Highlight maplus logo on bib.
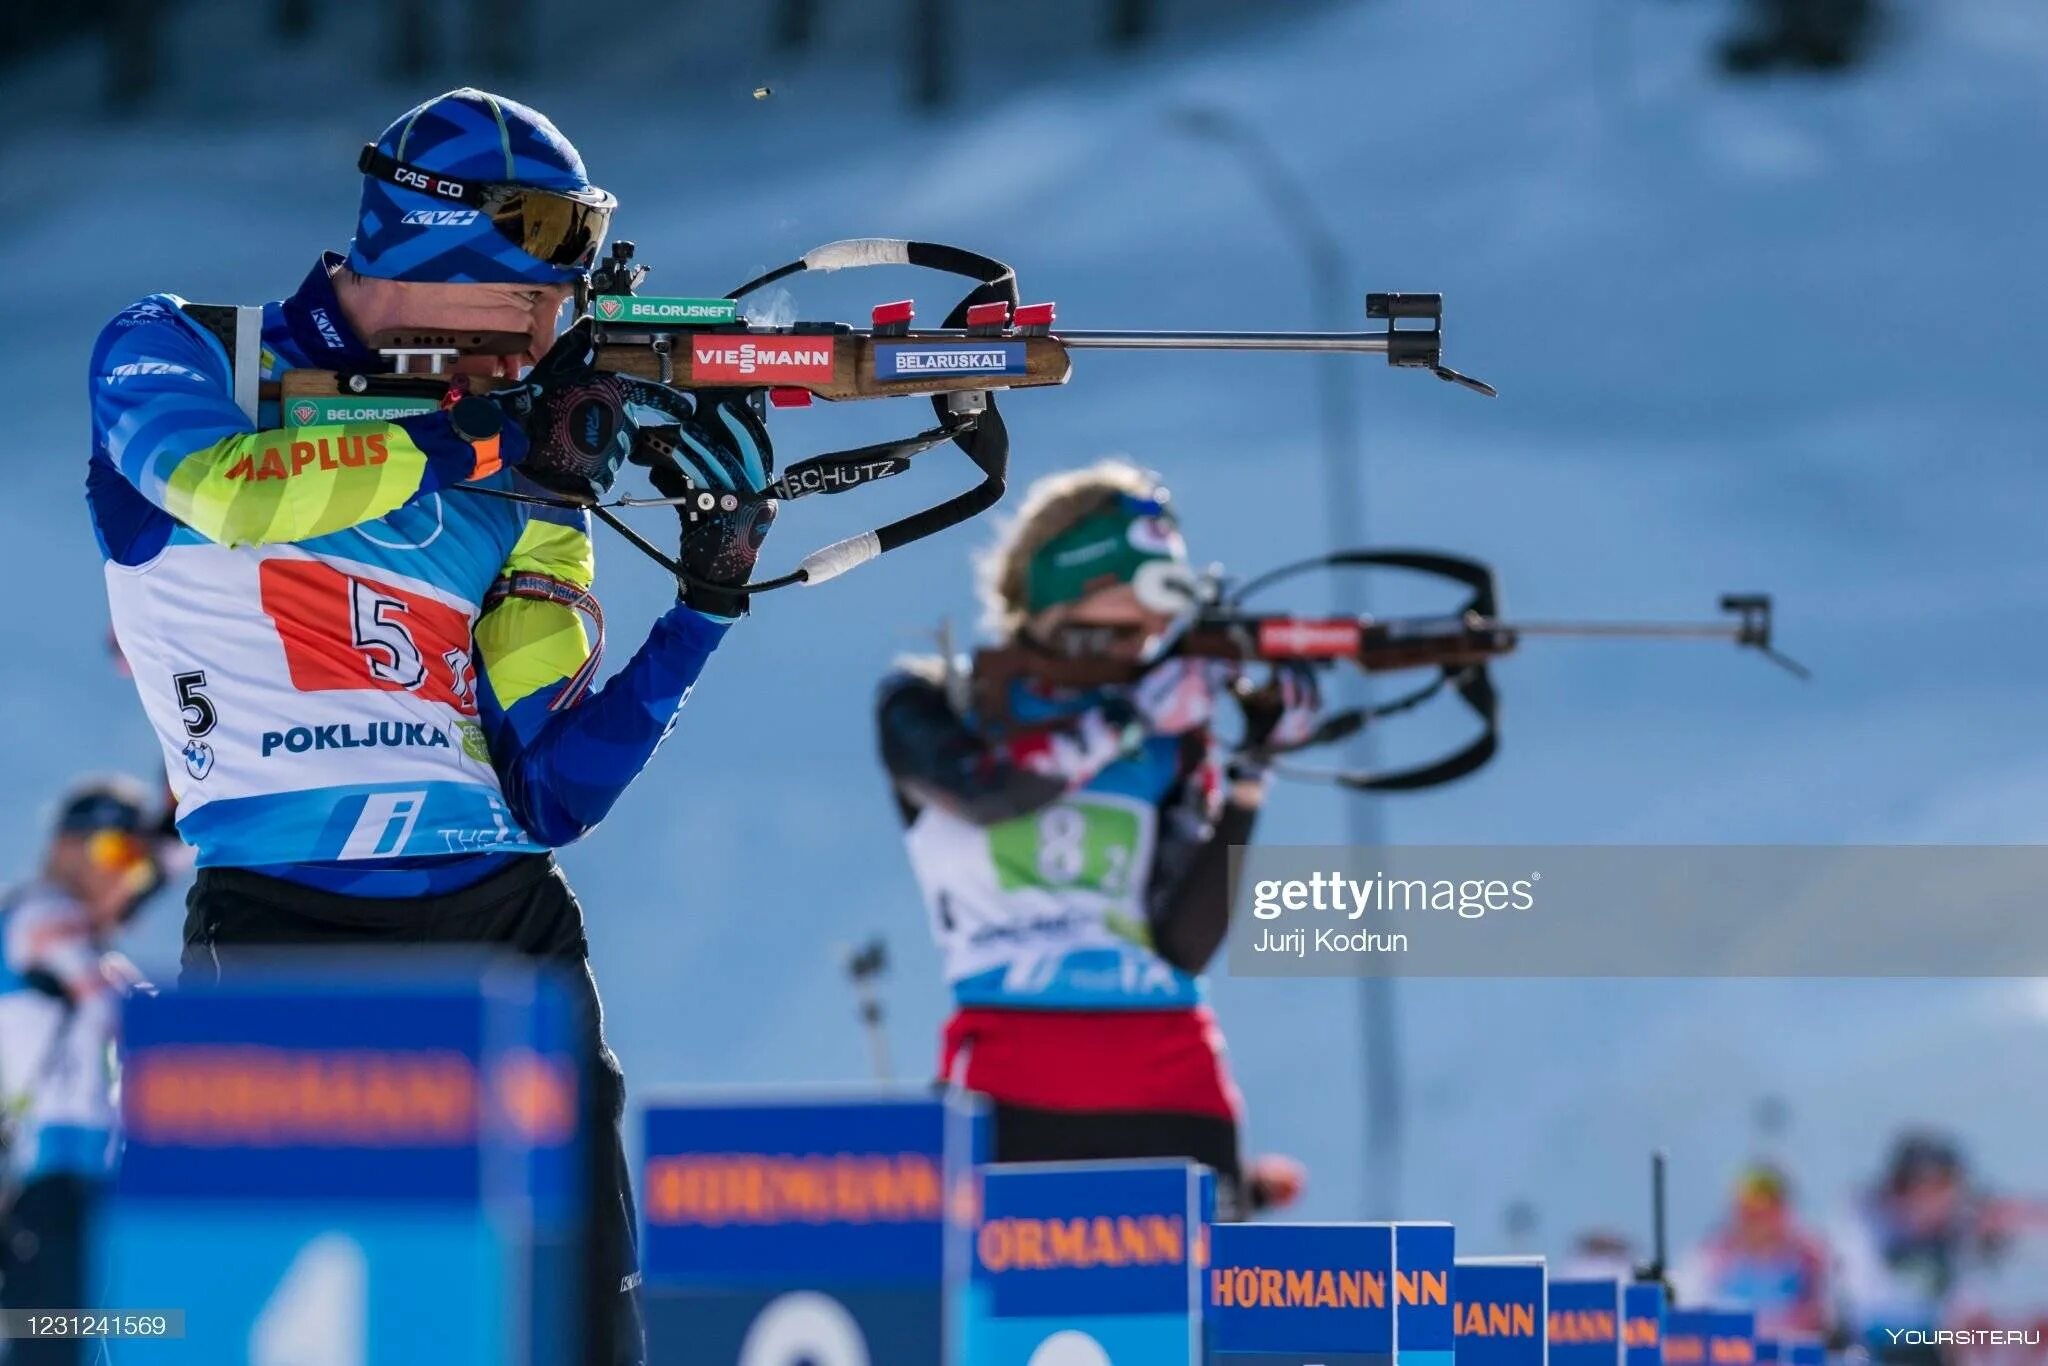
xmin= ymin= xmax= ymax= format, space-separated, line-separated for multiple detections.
xmin=224 ymin=434 xmax=389 ymax=482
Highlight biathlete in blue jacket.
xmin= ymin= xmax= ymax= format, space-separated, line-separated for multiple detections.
xmin=87 ymin=89 xmax=777 ymax=1365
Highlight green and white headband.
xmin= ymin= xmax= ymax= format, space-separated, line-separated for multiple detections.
xmin=1025 ymin=492 xmax=1192 ymax=613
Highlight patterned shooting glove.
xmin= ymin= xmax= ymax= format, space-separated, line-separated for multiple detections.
xmin=633 ymin=390 xmax=779 ymax=619
xmin=483 ymin=318 xmax=637 ymax=502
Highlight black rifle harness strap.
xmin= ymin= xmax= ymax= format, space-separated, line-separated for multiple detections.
xmin=722 ymin=239 xmax=1016 ymax=590
xmin=1223 ymin=549 xmax=1503 ymax=792
xmin=462 ymin=239 xmax=1016 ymax=601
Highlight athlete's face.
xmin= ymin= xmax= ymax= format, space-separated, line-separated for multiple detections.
xmin=1733 ymin=1190 xmax=1789 ymax=1245
xmin=48 ymin=832 xmax=150 ymax=933
xmin=339 ymin=274 xmax=575 ymax=379
xmin=410 ymin=281 xmax=575 ymax=378
xmin=1894 ymin=1173 xmax=1963 ymax=1234
xmin=1032 ymin=583 xmax=1176 ymax=661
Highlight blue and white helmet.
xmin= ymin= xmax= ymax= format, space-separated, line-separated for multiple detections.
xmin=347 ymin=88 xmax=613 ymax=285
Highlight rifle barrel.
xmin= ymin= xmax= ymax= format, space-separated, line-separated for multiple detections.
xmin=1492 ymin=620 xmax=1747 ymax=640
xmin=1051 ymin=329 xmax=1394 ymax=353
xmin=851 ymin=326 xmax=1397 ymax=352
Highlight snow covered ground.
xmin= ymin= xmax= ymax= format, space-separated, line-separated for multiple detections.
xmin=3 ymin=0 xmax=2046 ymax=1266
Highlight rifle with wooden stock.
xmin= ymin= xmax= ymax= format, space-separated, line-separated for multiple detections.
xmin=266 ymin=238 xmax=1492 ymax=595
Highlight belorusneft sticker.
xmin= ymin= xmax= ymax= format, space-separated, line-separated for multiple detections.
xmin=873 ymin=341 xmax=1027 ymax=381
xmin=285 ymin=397 xmax=442 ymax=424
xmin=591 ymin=295 xmax=740 ymax=325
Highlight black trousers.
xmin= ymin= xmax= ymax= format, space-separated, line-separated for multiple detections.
xmin=0 ymin=1174 xmax=97 ymax=1366
xmin=991 ymin=1101 xmax=1248 ymax=1221
xmin=183 ymin=856 xmax=643 ymax=1366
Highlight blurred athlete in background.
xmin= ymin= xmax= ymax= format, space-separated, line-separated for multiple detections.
xmin=876 ymin=460 xmax=1313 ymax=1218
xmin=1836 ymin=1131 xmax=2035 ymax=1364
xmin=0 ymin=777 xmax=172 ymax=1366
xmin=1674 ymin=1161 xmax=1831 ymax=1336
xmin=87 ymin=89 xmax=775 ymax=1364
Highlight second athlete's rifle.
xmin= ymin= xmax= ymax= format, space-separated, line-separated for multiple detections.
xmin=268 ymin=239 xmax=1491 ymax=601
xmin=971 ymin=550 xmax=1806 ymax=791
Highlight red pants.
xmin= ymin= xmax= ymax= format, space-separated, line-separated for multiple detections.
xmin=941 ymin=1005 xmax=1241 ymax=1120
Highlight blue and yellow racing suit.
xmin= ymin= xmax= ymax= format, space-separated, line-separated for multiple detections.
xmin=88 ymin=255 xmax=727 ymax=894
